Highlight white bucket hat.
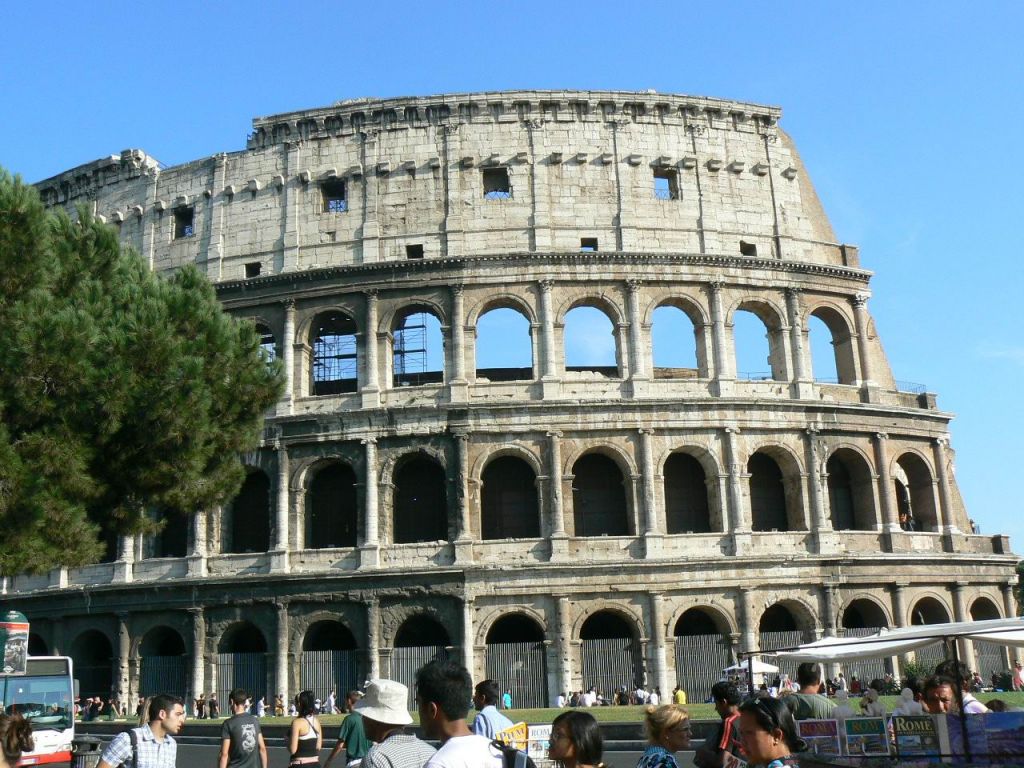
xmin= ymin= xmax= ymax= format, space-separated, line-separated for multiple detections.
xmin=353 ymin=679 xmax=413 ymax=725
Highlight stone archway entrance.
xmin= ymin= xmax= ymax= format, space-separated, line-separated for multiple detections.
xmin=579 ymin=611 xmax=642 ymax=698
xmin=390 ymin=616 xmax=450 ymax=708
xmin=300 ymin=621 xmax=361 ymax=703
xmin=139 ymin=626 xmax=187 ymax=698
xmin=484 ymin=614 xmax=547 ymax=708
xmin=673 ymin=608 xmax=733 ymax=701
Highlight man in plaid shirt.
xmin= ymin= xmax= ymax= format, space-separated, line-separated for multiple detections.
xmin=98 ymin=695 xmax=186 ymax=768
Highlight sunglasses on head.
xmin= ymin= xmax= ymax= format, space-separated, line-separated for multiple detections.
xmin=744 ymin=697 xmax=781 ymax=729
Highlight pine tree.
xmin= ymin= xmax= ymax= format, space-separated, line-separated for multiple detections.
xmin=0 ymin=169 xmax=284 ymax=575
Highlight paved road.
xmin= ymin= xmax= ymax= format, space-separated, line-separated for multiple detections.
xmin=170 ymin=740 xmax=696 ymax=768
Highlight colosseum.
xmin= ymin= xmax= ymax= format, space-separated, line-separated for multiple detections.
xmin=4 ymin=89 xmax=1017 ymax=710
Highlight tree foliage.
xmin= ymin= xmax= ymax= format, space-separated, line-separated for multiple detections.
xmin=0 ymin=170 xmax=284 ymax=575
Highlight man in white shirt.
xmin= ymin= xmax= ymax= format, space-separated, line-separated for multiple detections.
xmin=417 ymin=660 xmax=503 ymax=768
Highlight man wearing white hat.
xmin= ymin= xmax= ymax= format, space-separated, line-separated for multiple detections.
xmin=357 ymin=679 xmax=436 ymax=768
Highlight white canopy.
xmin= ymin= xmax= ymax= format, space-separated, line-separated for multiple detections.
xmin=724 ymin=658 xmax=779 ymax=674
xmin=770 ymin=618 xmax=1024 ymax=662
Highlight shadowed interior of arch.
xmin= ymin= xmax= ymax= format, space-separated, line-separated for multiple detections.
xmin=306 ymin=463 xmax=358 ymax=548
xmin=664 ymin=452 xmax=712 ymax=533
xmin=572 ymin=453 xmax=629 ymax=536
xmin=481 ymin=456 xmax=540 ymax=539
xmin=226 ymin=469 xmax=272 ymax=553
xmin=393 ymin=456 xmax=448 ymax=543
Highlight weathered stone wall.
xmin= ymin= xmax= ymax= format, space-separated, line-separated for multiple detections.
xmin=10 ymin=90 xmax=1014 ymax=710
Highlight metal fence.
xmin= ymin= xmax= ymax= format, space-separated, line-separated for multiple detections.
xmin=300 ymin=650 xmax=363 ymax=702
xmin=139 ymin=655 xmax=187 ymax=698
xmin=390 ymin=646 xmax=449 ymax=708
xmin=216 ymin=652 xmax=268 ymax=706
xmin=580 ymin=637 xmax=642 ymax=697
xmin=76 ymin=662 xmax=113 ymax=700
xmin=759 ymin=630 xmax=813 ymax=684
xmin=838 ymin=627 xmax=890 ymax=683
xmin=674 ymin=634 xmax=733 ymax=702
xmin=485 ymin=641 xmax=548 ymax=708
xmin=973 ymin=640 xmax=1009 ymax=678
xmin=913 ymin=641 xmax=947 ymax=672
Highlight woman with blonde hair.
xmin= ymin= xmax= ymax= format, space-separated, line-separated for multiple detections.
xmin=636 ymin=704 xmax=690 ymax=768
xmin=0 ymin=713 xmax=34 ymax=768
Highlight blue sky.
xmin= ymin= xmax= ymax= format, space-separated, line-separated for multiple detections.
xmin=2 ymin=2 xmax=1021 ymax=540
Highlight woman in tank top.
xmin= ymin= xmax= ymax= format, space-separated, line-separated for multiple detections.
xmin=289 ymin=690 xmax=323 ymax=767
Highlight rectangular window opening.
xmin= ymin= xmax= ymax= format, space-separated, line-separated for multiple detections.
xmin=740 ymin=240 xmax=758 ymax=257
xmin=406 ymin=244 xmax=425 ymax=260
xmin=173 ymin=207 xmax=194 ymax=239
xmin=245 ymin=262 xmax=262 ymax=278
xmin=653 ymin=168 xmax=679 ymax=201
xmin=482 ymin=167 xmax=511 ymax=200
xmin=580 ymin=238 xmax=599 ymax=252
xmin=321 ymin=180 xmax=348 ymax=213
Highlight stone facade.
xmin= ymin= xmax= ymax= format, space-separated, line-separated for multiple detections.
xmin=5 ymin=90 xmax=1017 ymax=709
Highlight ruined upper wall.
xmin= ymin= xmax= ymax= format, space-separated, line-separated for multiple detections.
xmin=34 ymin=90 xmax=856 ymax=283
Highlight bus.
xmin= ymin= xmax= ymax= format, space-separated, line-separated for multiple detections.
xmin=1 ymin=656 xmax=75 ymax=766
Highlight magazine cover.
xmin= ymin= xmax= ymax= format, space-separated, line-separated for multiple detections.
xmin=893 ymin=715 xmax=941 ymax=759
xmin=844 ymin=716 xmax=890 ymax=756
xmin=797 ymin=719 xmax=841 ymax=757
xmin=1 ymin=610 xmax=29 ymax=675
xmin=945 ymin=712 xmax=1024 ymax=762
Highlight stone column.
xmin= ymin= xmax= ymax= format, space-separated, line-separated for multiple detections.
xmin=637 ymin=428 xmax=660 ymax=558
xmin=874 ymin=433 xmax=900 ymax=533
xmin=366 ymin=599 xmax=381 ymax=680
xmin=273 ymin=443 xmax=290 ymax=573
xmin=804 ymin=428 xmax=831 ymax=552
xmin=786 ymin=288 xmax=813 ymax=398
xmin=626 ymin=280 xmax=648 ymax=395
xmin=723 ymin=428 xmax=749 ymax=554
xmin=462 ymin=597 xmax=475 ymax=679
xmin=891 ymin=585 xmax=908 ymax=627
xmin=117 ymin=614 xmax=131 ymax=700
xmin=738 ymin=588 xmax=757 ymax=657
xmin=275 ymin=603 xmax=289 ymax=706
xmin=851 ymin=294 xmax=876 ymax=387
xmin=950 ymin=582 xmax=975 ymax=669
xmin=821 ymin=585 xmax=838 ymax=637
xmin=649 ymin=593 xmax=669 ymax=696
xmin=114 ymin=534 xmax=135 ymax=583
xmin=453 ymin=432 xmax=473 ymax=563
xmin=449 ymin=285 xmax=468 ymax=401
xmin=538 ymin=280 xmax=560 ymax=398
xmin=361 ymin=290 xmax=380 ymax=408
xmin=185 ymin=508 xmax=208 ymax=577
xmin=283 ymin=299 xmax=296 ymax=413
xmin=360 ymin=438 xmax=380 ymax=568
xmin=1003 ymin=584 xmax=1020 ymax=666
xmin=548 ymin=431 xmax=567 ymax=560
xmin=708 ymin=282 xmax=733 ymax=395
xmin=932 ymin=438 xmax=957 ymax=533
xmin=557 ymin=597 xmax=573 ymax=696
xmin=189 ymin=608 xmax=205 ymax=706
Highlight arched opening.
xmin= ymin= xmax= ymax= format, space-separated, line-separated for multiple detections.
xmin=392 ymin=616 xmax=451 ymax=708
xmin=840 ymin=599 xmax=892 ymax=682
xmin=28 ymin=634 xmax=48 ymax=656
xmin=895 ymin=453 xmax=938 ymax=531
xmin=564 ymin=305 xmax=619 ymax=377
xmin=663 ymin=453 xmax=711 ymax=534
xmin=139 ymin=626 xmax=187 ymax=698
xmin=225 ymin=469 xmax=272 ymax=554
xmin=808 ymin=307 xmax=857 ymax=385
xmin=475 ymin=307 xmax=533 ymax=382
xmin=673 ymin=608 xmax=733 ymax=701
xmin=827 ymin=450 xmax=876 ymax=531
xmin=301 ymin=621 xmax=361 ymax=699
xmin=255 ymin=323 xmax=277 ymax=363
xmin=652 ymin=304 xmax=703 ymax=380
xmin=580 ymin=611 xmax=642 ymax=695
xmin=748 ymin=453 xmax=788 ymax=532
xmin=759 ymin=603 xmax=813 ymax=683
xmin=393 ymin=456 xmax=448 ymax=543
xmin=481 ymin=456 xmax=540 ymax=539
xmin=306 ymin=463 xmax=359 ymax=549
xmin=392 ymin=308 xmax=444 ymax=387
xmin=733 ymin=306 xmax=784 ymax=381
xmin=216 ymin=622 xmax=268 ymax=710
xmin=146 ymin=508 xmax=189 ymax=559
xmin=70 ymin=630 xmax=113 ymax=700
xmin=485 ymin=615 xmax=547 ymax=708
xmin=910 ymin=597 xmax=952 ymax=670
xmin=970 ymin=598 xmax=1006 ymax=676
xmin=312 ymin=311 xmax=358 ymax=395
xmin=571 ymin=453 xmax=629 ymax=537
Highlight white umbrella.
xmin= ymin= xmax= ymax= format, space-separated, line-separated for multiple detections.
xmin=723 ymin=658 xmax=779 ymax=675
